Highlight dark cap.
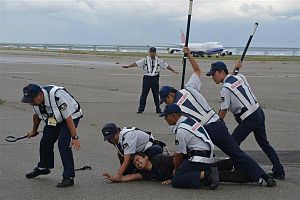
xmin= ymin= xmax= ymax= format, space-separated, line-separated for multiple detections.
xmin=21 ymin=84 xmax=42 ymax=103
xmin=206 ymin=61 xmax=228 ymax=76
xmin=159 ymin=103 xmax=182 ymax=117
xmin=149 ymin=47 xmax=156 ymax=52
xmin=102 ymin=123 xmax=118 ymax=141
xmin=159 ymin=86 xmax=175 ymax=104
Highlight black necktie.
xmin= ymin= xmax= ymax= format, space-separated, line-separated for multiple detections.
xmin=152 ymin=59 xmax=155 ymax=73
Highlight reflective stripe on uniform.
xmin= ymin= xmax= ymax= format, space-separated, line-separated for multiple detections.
xmin=34 ymin=85 xmax=81 ymax=123
xmin=121 ymin=127 xmax=154 ymax=153
xmin=176 ymin=120 xmax=214 ymax=164
xmin=223 ymin=75 xmax=259 ymax=120
xmin=146 ymin=56 xmax=159 ymax=76
xmin=176 ymin=89 xmax=216 ymax=125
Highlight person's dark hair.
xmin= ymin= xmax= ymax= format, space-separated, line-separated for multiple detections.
xmin=223 ymin=68 xmax=229 ymax=75
xmin=131 ymin=152 xmax=147 ymax=161
xmin=171 ymin=88 xmax=178 ymax=94
xmin=216 ymin=68 xmax=228 ymax=75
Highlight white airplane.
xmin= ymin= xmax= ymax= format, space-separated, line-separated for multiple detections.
xmin=167 ymin=31 xmax=232 ymax=57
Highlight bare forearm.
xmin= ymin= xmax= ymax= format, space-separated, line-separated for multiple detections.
xmin=65 ymin=116 xmax=77 ymax=137
xmin=218 ymin=109 xmax=227 ymax=120
xmin=127 ymin=63 xmax=138 ymax=68
xmin=120 ymin=173 xmax=143 ymax=182
xmin=173 ymin=153 xmax=184 ymax=170
xmin=187 ymin=52 xmax=202 ymax=76
xmin=117 ymin=154 xmax=131 ymax=176
xmin=32 ymin=114 xmax=41 ymax=132
xmin=167 ymin=66 xmax=178 ymax=73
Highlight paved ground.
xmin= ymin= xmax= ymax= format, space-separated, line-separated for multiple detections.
xmin=0 ymin=50 xmax=300 ymax=200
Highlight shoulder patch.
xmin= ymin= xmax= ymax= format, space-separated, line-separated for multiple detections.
xmin=175 ymin=139 xmax=179 ymax=145
xmin=59 ymin=103 xmax=68 ymax=111
xmin=123 ymin=143 xmax=129 ymax=149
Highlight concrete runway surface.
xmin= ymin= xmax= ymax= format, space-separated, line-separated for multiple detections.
xmin=0 ymin=50 xmax=300 ymax=200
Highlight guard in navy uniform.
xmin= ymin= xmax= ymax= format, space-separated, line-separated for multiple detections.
xmin=159 ymin=47 xmax=276 ymax=186
xmin=21 ymin=84 xmax=83 ymax=187
xmin=160 ymin=104 xmax=219 ymax=189
xmin=102 ymin=123 xmax=164 ymax=182
xmin=206 ymin=60 xmax=285 ymax=180
xmin=123 ymin=47 xmax=178 ymax=114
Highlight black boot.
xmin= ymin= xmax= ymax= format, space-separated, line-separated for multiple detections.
xmin=205 ymin=166 xmax=219 ymax=190
xmin=260 ymin=174 xmax=277 ymax=187
xmin=57 ymin=178 xmax=74 ymax=188
xmin=268 ymin=171 xmax=285 ymax=180
xmin=26 ymin=167 xmax=50 ymax=179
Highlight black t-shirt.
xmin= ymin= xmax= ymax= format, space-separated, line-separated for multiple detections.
xmin=139 ymin=154 xmax=174 ymax=181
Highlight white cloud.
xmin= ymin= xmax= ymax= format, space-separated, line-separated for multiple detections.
xmin=2 ymin=0 xmax=299 ymax=25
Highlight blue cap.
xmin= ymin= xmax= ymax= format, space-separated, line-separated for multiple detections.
xmin=21 ymin=84 xmax=42 ymax=103
xmin=159 ymin=86 xmax=175 ymax=104
xmin=159 ymin=103 xmax=182 ymax=117
xmin=102 ymin=123 xmax=118 ymax=141
xmin=206 ymin=61 xmax=228 ymax=76
xmin=149 ymin=47 xmax=156 ymax=52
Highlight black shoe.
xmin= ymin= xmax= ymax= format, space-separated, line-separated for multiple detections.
xmin=268 ymin=171 xmax=285 ymax=180
xmin=26 ymin=167 xmax=50 ymax=179
xmin=206 ymin=166 xmax=219 ymax=190
xmin=57 ymin=178 xmax=74 ymax=188
xmin=137 ymin=110 xmax=143 ymax=114
xmin=265 ymin=176 xmax=277 ymax=187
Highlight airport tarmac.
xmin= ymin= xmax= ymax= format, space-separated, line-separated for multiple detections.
xmin=0 ymin=50 xmax=300 ymax=200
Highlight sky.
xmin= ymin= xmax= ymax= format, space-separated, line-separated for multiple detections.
xmin=0 ymin=0 xmax=299 ymax=47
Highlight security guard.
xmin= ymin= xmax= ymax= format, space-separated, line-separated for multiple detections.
xmin=160 ymin=104 xmax=219 ymax=189
xmin=159 ymin=47 xmax=276 ymax=186
xmin=101 ymin=123 xmax=163 ymax=182
xmin=21 ymin=84 xmax=82 ymax=187
xmin=206 ymin=60 xmax=285 ymax=180
xmin=123 ymin=47 xmax=178 ymax=114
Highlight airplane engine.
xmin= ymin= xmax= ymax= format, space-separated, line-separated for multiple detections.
xmin=168 ymin=48 xmax=175 ymax=54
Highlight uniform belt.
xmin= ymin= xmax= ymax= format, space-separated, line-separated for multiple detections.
xmin=143 ymin=140 xmax=154 ymax=152
xmin=234 ymin=107 xmax=248 ymax=118
xmin=188 ymin=150 xmax=211 ymax=158
xmin=234 ymin=104 xmax=259 ymax=122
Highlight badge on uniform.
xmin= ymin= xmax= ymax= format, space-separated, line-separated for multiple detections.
xmin=220 ymin=97 xmax=225 ymax=103
xmin=47 ymin=117 xmax=57 ymax=126
xmin=123 ymin=143 xmax=129 ymax=149
xmin=175 ymin=139 xmax=179 ymax=145
xmin=59 ymin=103 xmax=68 ymax=111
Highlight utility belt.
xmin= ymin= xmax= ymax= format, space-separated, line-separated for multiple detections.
xmin=188 ymin=150 xmax=211 ymax=158
xmin=144 ymin=74 xmax=159 ymax=78
xmin=234 ymin=104 xmax=259 ymax=123
xmin=187 ymin=150 xmax=214 ymax=164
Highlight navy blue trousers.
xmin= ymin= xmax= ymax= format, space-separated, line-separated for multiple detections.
xmin=204 ymin=120 xmax=265 ymax=181
xmin=138 ymin=75 xmax=161 ymax=112
xmin=38 ymin=118 xmax=80 ymax=179
xmin=232 ymin=107 xmax=284 ymax=174
xmin=172 ymin=159 xmax=210 ymax=188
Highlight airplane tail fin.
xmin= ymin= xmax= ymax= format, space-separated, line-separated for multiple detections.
xmin=180 ymin=29 xmax=185 ymax=44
